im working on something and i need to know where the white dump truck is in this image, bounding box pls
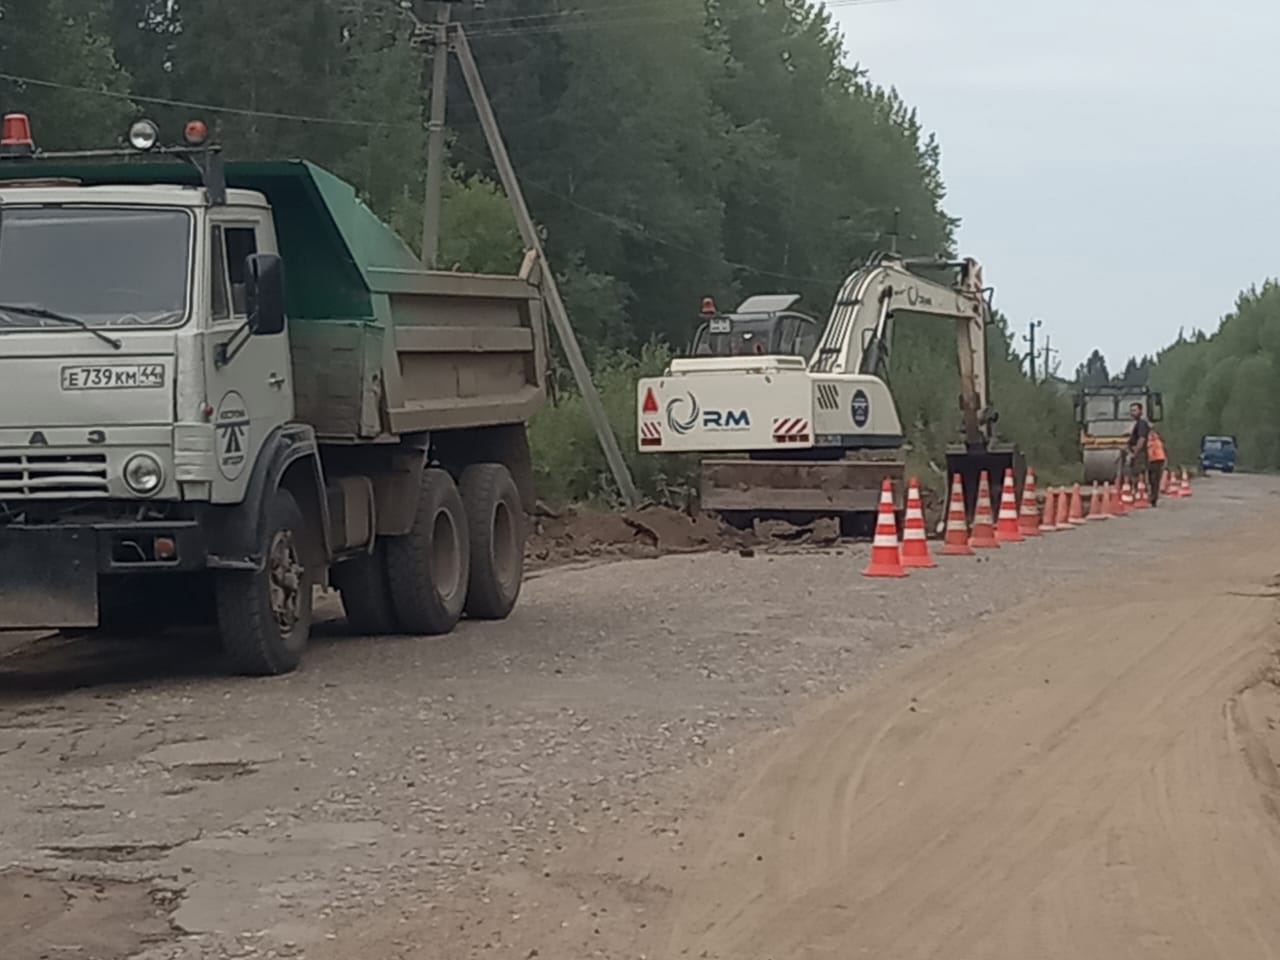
[0,114,548,674]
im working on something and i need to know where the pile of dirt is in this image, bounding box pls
[525,504,727,569]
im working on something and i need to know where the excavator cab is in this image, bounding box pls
[689,294,822,361]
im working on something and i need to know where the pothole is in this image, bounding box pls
[0,868,178,959]
[40,841,177,863]
[177,760,259,781]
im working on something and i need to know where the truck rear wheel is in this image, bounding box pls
[384,467,470,635]
[332,546,400,635]
[459,463,524,620]
[215,488,313,676]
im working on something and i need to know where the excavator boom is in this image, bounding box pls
[810,256,991,449]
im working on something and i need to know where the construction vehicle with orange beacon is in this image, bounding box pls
[635,253,1022,528]
[0,113,548,676]
[1074,384,1164,484]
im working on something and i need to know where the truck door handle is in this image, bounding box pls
[268,373,286,389]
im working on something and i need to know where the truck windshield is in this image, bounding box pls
[0,207,190,329]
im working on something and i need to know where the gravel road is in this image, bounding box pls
[0,472,1272,959]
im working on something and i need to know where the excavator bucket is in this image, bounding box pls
[945,444,1024,526]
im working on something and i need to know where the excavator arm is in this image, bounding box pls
[811,255,993,450]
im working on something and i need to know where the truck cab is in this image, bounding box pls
[1199,435,1236,473]
[0,114,548,675]
[0,181,290,507]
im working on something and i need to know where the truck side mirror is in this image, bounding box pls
[245,253,285,336]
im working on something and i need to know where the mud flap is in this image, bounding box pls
[0,527,98,628]
[945,445,1024,525]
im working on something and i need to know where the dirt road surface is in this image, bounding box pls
[3,474,1279,959]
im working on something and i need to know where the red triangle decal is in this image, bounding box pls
[642,387,659,414]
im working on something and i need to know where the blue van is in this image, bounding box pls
[1199,435,1236,473]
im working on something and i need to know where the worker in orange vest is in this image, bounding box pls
[1146,427,1167,506]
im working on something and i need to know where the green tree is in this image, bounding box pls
[0,0,133,148]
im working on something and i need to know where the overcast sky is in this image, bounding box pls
[830,0,1276,375]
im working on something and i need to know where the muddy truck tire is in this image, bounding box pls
[384,467,470,635]
[459,463,524,620]
[215,488,314,676]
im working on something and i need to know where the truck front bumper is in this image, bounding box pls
[0,520,207,629]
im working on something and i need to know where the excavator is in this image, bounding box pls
[636,253,1022,529]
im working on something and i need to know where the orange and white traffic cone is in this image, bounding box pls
[900,477,936,568]
[1041,486,1060,532]
[1087,481,1107,520]
[1119,476,1134,513]
[863,477,907,578]
[1166,468,1182,499]
[1019,468,1042,536]
[969,470,1000,549]
[1068,483,1087,525]
[1055,482,1075,531]
[940,473,973,556]
[1135,475,1150,509]
[1181,468,1192,497]
[1160,469,1170,497]
[995,468,1024,543]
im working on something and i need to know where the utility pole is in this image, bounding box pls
[1022,318,1042,381]
[420,0,452,267]
[1040,337,1059,382]
[451,23,640,506]
[402,4,639,505]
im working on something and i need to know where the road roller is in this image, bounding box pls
[1074,385,1164,483]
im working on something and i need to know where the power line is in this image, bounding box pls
[0,73,404,128]
[456,0,897,34]
[463,0,901,40]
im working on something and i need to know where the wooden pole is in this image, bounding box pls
[451,24,640,506]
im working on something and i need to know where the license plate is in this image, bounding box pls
[61,364,166,390]
[709,316,731,334]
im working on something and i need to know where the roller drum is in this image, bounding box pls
[1082,447,1123,484]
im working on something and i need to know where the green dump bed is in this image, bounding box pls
[0,158,548,441]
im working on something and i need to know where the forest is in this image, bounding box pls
[0,0,1084,502]
[1075,278,1280,474]
[1146,283,1280,471]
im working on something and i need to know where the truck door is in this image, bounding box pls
[203,215,293,504]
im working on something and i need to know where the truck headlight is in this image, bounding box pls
[123,453,164,496]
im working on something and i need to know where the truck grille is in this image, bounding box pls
[0,452,109,498]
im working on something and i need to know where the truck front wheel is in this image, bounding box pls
[384,467,470,635]
[460,463,524,620]
[215,488,314,676]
